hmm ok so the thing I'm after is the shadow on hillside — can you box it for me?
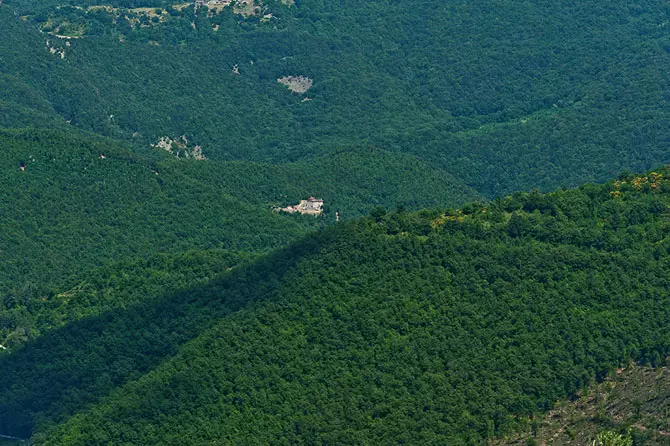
[0,230,333,439]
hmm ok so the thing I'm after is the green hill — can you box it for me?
[2,0,670,443]
[2,0,670,196]
[0,127,477,350]
[0,127,319,290]
[1,167,669,443]
[0,127,476,290]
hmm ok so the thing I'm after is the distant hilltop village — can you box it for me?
[276,196,324,215]
[194,0,256,12]
[195,0,228,6]
[195,0,225,7]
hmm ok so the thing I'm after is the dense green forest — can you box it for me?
[1,167,669,443]
[2,0,670,443]
[1,0,670,196]
[0,126,475,349]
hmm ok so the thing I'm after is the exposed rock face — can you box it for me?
[277,76,313,94]
[152,136,206,160]
[276,196,324,215]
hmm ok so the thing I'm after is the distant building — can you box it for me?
[276,196,324,215]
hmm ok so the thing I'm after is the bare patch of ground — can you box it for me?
[191,0,262,17]
[277,75,313,94]
[231,0,262,17]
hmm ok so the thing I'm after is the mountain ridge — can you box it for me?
[2,166,670,443]
[2,0,670,443]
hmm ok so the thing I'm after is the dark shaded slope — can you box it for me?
[4,248,253,351]
[0,230,331,438]
[17,168,670,444]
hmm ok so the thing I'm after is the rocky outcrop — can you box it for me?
[277,76,313,94]
[152,136,206,160]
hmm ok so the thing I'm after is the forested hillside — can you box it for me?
[1,0,668,310]
[2,0,670,196]
[0,126,473,290]
[0,126,475,350]
[2,0,670,443]
[0,127,320,296]
[1,167,669,443]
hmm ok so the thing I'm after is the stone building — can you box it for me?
[277,196,324,215]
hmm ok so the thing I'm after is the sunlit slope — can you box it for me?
[5,167,669,444]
